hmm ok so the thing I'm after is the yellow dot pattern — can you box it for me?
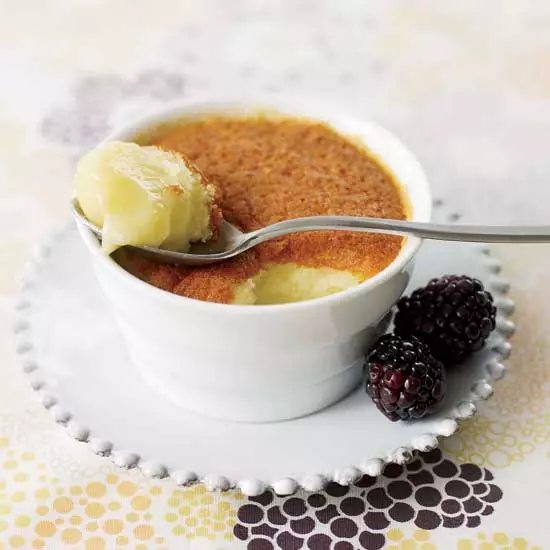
[15,515,31,528]
[53,496,73,514]
[166,485,235,541]
[442,414,550,467]
[35,520,56,537]
[86,482,106,498]
[385,529,437,550]
[8,535,25,548]
[103,518,123,535]
[0,436,237,547]
[131,495,151,511]
[85,502,106,519]
[457,534,542,550]
[61,528,82,544]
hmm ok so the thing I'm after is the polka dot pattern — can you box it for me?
[0,437,235,548]
[163,483,236,541]
[233,449,504,549]
[0,433,523,549]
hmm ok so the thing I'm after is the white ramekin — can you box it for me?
[76,96,432,423]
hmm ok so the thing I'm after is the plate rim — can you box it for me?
[14,201,515,496]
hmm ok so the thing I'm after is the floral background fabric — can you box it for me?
[1,0,550,548]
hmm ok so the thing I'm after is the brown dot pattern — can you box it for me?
[233,448,503,549]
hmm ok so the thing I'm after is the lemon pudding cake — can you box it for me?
[77,116,407,305]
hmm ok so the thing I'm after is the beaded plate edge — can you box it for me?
[13,201,515,496]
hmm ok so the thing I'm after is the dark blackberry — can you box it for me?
[394,275,497,365]
[365,334,447,422]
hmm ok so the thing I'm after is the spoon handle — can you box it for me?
[248,216,550,245]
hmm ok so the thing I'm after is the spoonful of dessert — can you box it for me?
[72,141,550,267]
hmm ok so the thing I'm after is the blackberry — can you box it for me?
[394,275,497,365]
[365,334,446,422]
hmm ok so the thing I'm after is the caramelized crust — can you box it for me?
[121,117,406,304]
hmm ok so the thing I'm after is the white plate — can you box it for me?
[15,204,514,496]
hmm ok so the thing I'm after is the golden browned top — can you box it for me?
[120,116,406,303]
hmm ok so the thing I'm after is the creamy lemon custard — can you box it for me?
[75,141,221,254]
[114,116,407,305]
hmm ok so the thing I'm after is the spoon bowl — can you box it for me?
[72,199,247,265]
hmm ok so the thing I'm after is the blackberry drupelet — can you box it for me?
[365,334,447,422]
[394,275,497,365]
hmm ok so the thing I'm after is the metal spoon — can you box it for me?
[71,198,550,266]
